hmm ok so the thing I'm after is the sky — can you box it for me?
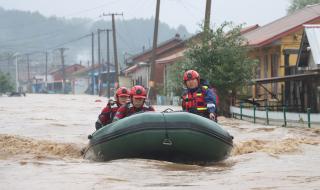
[0,0,291,33]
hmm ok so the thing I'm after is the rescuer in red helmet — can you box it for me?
[95,87,130,130]
[181,70,217,121]
[113,85,155,122]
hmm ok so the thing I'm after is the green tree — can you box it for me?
[287,0,320,14]
[168,22,257,116]
[166,60,186,96]
[0,71,14,93]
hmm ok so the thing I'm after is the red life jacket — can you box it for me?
[182,86,208,114]
[98,102,120,125]
[113,103,155,121]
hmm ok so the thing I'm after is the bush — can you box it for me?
[0,71,14,93]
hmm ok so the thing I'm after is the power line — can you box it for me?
[101,13,123,85]
[0,33,61,49]
[0,32,92,61]
[176,0,202,22]
[124,0,151,18]
[116,24,138,53]
[48,33,92,50]
[0,31,61,47]
[120,15,138,51]
[0,0,121,31]
[0,16,100,47]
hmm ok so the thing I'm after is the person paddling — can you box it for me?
[95,87,130,130]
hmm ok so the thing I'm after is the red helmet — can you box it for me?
[116,87,130,98]
[183,70,200,82]
[130,85,147,99]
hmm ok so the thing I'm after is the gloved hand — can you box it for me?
[95,121,102,130]
[209,113,216,121]
[108,99,115,106]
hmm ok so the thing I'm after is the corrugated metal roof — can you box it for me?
[243,4,320,47]
[305,25,320,65]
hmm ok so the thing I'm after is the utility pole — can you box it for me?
[15,55,19,92]
[204,0,212,31]
[102,13,123,87]
[87,60,90,91]
[45,51,48,90]
[149,0,161,102]
[106,29,111,98]
[7,55,10,74]
[26,54,31,92]
[91,32,95,95]
[97,29,102,96]
[57,48,67,94]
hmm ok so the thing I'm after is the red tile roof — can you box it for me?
[243,4,320,47]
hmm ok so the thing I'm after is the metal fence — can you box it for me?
[230,105,320,128]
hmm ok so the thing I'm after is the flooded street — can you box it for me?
[1,94,320,190]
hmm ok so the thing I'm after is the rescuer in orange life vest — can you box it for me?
[181,70,217,121]
[95,87,130,130]
[112,85,155,122]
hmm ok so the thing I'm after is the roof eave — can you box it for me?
[250,16,320,48]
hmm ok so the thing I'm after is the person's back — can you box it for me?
[95,87,130,130]
[113,85,155,122]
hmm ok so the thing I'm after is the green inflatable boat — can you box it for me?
[85,112,233,163]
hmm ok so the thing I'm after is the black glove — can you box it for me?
[95,121,102,130]
[108,99,115,106]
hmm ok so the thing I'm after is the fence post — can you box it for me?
[266,106,269,125]
[253,105,256,124]
[283,106,287,127]
[307,108,311,128]
[240,102,243,120]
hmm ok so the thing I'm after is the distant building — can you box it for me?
[47,64,85,93]
[295,25,320,112]
[70,63,117,96]
[244,4,320,112]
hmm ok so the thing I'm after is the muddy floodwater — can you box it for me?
[0,94,319,190]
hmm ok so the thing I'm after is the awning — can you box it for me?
[305,25,320,65]
[252,73,320,84]
[124,64,138,74]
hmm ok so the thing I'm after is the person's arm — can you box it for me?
[181,91,187,111]
[204,89,216,114]
[95,106,111,130]
[112,105,128,122]
[148,105,155,111]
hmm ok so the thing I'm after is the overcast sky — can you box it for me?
[0,0,290,33]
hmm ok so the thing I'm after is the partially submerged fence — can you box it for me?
[230,105,320,128]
